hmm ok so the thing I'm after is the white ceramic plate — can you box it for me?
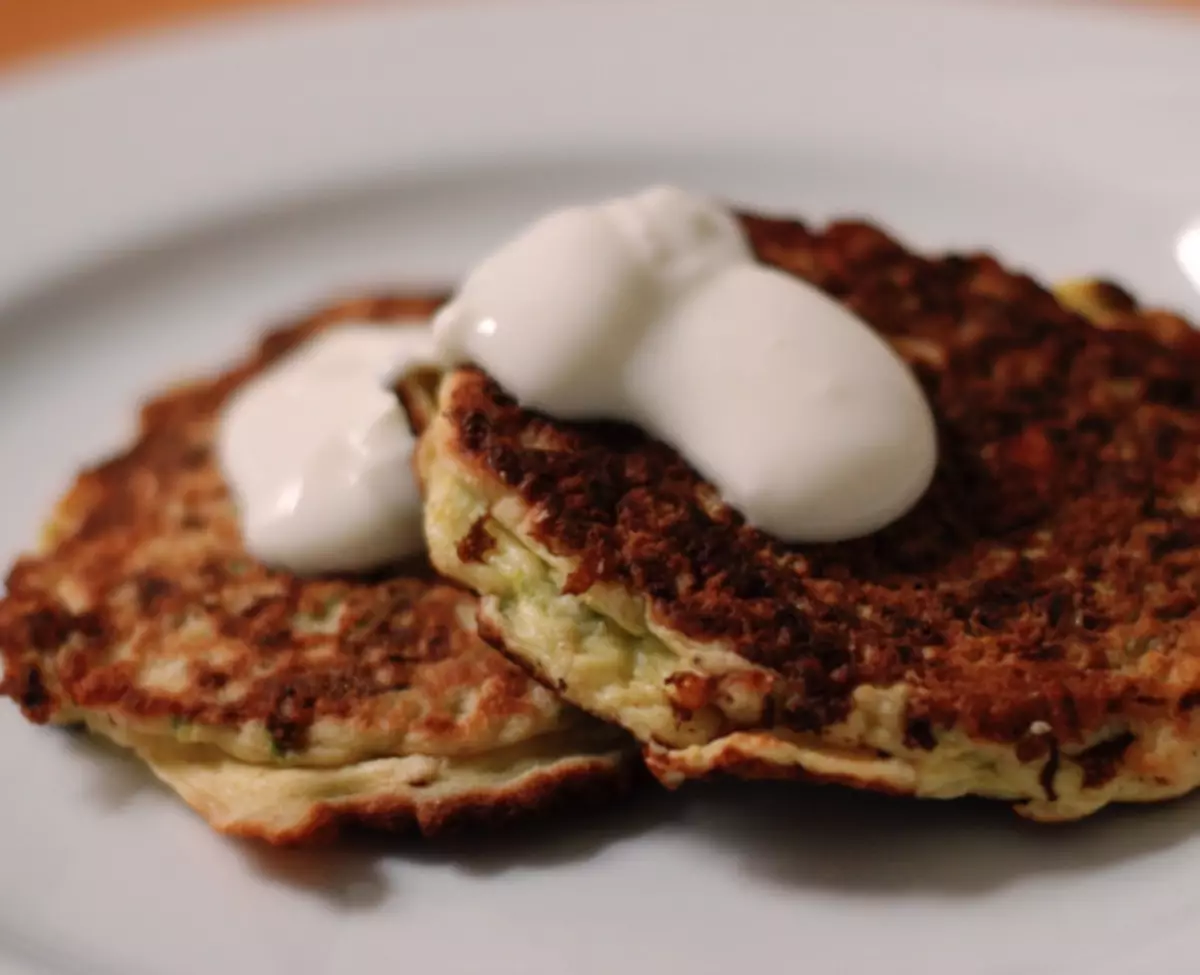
[3,2,1200,973]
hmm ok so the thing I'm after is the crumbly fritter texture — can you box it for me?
[403,213,1200,820]
[0,294,634,842]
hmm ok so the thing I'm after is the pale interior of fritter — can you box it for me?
[418,427,752,747]
[87,713,626,843]
[418,400,1200,822]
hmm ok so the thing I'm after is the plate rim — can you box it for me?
[3,0,1200,311]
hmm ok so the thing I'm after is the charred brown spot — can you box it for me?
[18,666,52,721]
[457,518,497,564]
[1039,738,1061,802]
[904,717,937,751]
[1075,731,1136,789]
[196,667,230,691]
[1089,280,1139,317]
[1045,592,1071,629]
[664,672,715,713]
[1015,733,1051,764]
[23,607,80,652]
[266,685,317,754]
[420,624,454,662]
[135,574,174,612]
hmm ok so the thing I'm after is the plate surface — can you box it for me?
[3,2,1200,973]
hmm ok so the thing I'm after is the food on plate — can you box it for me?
[6,182,1194,835]
[0,296,634,845]
[399,188,1200,821]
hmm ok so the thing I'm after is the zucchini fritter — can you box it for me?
[401,213,1200,821]
[0,295,633,845]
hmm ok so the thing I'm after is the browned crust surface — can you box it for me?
[420,213,1200,752]
[0,294,626,776]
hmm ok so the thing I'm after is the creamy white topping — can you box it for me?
[430,186,938,542]
[218,325,431,574]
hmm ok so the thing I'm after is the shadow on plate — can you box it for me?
[392,780,684,875]
[236,779,681,909]
[59,726,1200,902]
[238,842,394,911]
[681,777,1200,896]
[62,727,679,905]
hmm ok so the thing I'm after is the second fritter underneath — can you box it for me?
[401,213,1200,821]
[0,295,633,845]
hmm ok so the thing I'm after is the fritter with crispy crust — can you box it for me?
[401,212,1200,821]
[0,295,633,845]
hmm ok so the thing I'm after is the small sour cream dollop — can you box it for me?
[218,325,432,573]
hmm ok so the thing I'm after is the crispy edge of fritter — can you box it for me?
[398,277,1200,822]
[91,715,634,846]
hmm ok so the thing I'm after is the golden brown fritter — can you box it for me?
[0,295,633,844]
[402,212,1200,821]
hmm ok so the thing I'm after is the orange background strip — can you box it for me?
[0,0,1196,71]
[0,0,319,69]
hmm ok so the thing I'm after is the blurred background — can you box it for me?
[1,0,313,67]
[0,0,1196,71]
